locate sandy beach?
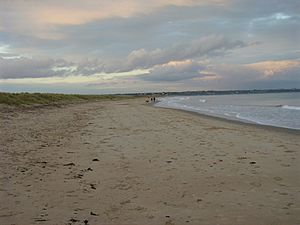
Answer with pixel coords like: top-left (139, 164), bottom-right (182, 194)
top-left (0, 98), bottom-right (299, 225)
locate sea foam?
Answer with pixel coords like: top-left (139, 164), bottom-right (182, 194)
top-left (281, 105), bottom-right (300, 110)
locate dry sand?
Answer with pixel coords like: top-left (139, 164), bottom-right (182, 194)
top-left (0, 99), bottom-right (299, 225)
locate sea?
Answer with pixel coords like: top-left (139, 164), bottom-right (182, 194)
top-left (155, 92), bottom-right (300, 130)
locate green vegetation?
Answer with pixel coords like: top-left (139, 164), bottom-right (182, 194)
top-left (0, 92), bottom-right (134, 106)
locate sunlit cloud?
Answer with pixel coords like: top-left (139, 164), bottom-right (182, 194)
top-left (246, 60), bottom-right (300, 77)
top-left (0, 69), bottom-right (149, 85)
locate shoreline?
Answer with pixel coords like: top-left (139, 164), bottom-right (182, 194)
top-left (1, 99), bottom-right (299, 225)
top-left (153, 103), bottom-right (300, 134)
top-left (155, 97), bottom-right (300, 134)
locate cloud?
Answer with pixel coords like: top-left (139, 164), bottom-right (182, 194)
top-left (1, 0), bottom-right (298, 63)
top-left (246, 60), bottom-right (300, 78)
top-left (138, 60), bottom-right (206, 82)
top-left (1, 59), bottom-right (299, 93)
top-left (1, 0), bottom-right (299, 93)
top-left (2, 47), bottom-right (298, 91)
top-left (206, 60), bottom-right (300, 89)
top-left (0, 57), bottom-right (73, 79)
top-left (0, 36), bottom-right (244, 80)
top-left (117, 36), bottom-right (245, 72)
top-left (0, 0), bottom-right (228, 39)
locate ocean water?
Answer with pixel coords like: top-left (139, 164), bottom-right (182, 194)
top-left (155, 92), bottom-right (300, 130)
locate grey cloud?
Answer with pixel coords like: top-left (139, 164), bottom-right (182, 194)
top-left (0, 36), bottom-right (248, 79)
top-left (274, 64), bottom-right (300, 82)
top-left (0, 52), bottom-right (21, 58)
top-left (118, 36), bottom-right (245, 72)
top-left (208, 62), bottom-right (300, 89)
top-left (74, 58), bottom-right (105, 76)
top-left (138, 61), bottom-right (206, 82)
top-left (1, 0), bottom-right (298, 61)
top-left (66, 36), bottom-right (247, 76)
top-left (239, 80), bottom-right (299, 89)
top-left (0, 57), bottom-right (73, 79)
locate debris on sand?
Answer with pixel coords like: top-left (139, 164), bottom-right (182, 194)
top-left (69, 218), bottom-right (79, 223)
top-left (63, 162), bottom-right (75, 166)
top-left (90, 211), bottom-right (99, 216)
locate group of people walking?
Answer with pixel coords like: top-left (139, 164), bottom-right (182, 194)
top-left (146, 96), bottom-right (156, 103)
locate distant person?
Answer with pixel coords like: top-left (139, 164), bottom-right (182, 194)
top-left (153, 97), bottom-right (156, 102)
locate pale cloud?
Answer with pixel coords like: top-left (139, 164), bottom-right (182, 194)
top-left (246, 60), bottom-right (300, 77)
top-left (0, 44), bottom-right (10, 53)
top-left (195, 71), bottom-right (221, 81)
top-left (0, 0), bottom-right (229, 39)
top-left (204, 60), bottom-right (300, 89)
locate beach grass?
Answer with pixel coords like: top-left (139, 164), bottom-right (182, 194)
top-left (0, 92), bottom-right (134, 106)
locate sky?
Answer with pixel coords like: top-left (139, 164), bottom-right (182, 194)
top-left (0, 0), bottom-right (299, 94)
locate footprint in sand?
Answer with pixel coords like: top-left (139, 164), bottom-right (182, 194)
top-left (273, 176), bottom-right (283, 181)
top-left (69, 218), bottom-right (79, 223)
top-left (284, 150), bottom-right (295, 153)
top-left (165, 219), bottom-right (175, 225)
top-left (90, 211), bottom-right (99, 216)
top-left (278, 192), bottom-right (289, 196)
top-left (249, 181), bottom-right (262, 187)
top-left (281, 164), bottom-right (290, 167)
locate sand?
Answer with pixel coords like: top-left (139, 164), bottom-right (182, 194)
top-left (0, 99), bottom-right (299, 225)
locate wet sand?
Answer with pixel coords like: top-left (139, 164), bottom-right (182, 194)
top-left (0, 99), bottom-right (299, 225)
